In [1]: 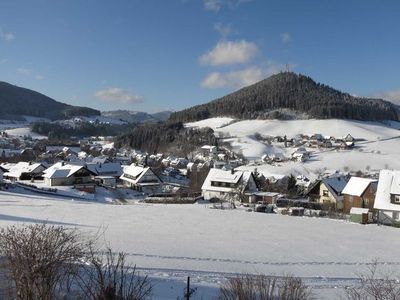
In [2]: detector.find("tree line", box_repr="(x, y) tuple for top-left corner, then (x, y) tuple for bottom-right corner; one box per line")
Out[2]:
(170, 72), (399, 123)
(114, 121), (217, 155)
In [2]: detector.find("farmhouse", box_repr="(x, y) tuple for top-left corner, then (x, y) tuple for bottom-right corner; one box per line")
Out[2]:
(201, 168), (258, 203)
(342, 177), (378, 214)
(374, 170), (400, 225)
(43, 162), (96, 186)
(306, 175), (348, 208)
(120, 164), (163, 195)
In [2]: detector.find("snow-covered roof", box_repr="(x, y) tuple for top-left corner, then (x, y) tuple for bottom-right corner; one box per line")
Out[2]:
(321, 176), (349, 200)
(201, 168), (254, 193)
(201, 145), (216, 150)
(4, 162), (45, 178)
(374, 170), (400, 212)
(120, 164), (161, 185)
(86, 162), (122, 176)
(342, 177), (377, 197)
(43, 162), (89, 179)
(350, 207), (369, 215)
(122, 164), (148, 179)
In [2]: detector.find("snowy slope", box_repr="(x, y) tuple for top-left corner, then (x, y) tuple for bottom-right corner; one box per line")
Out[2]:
(187, 118), (400, 177)
(0, 192), (400, 299)
(5, 127), (47, 140)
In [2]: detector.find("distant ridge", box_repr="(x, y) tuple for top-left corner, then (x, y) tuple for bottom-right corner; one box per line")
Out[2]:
(0, 81), (99, 120)
(169, 72), (399, 123)
(102, 110), (172, 123)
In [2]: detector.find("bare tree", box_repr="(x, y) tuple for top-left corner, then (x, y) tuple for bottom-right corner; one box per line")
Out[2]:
(345, 261), (400, 300)
(218, 273), (311, 300)
(0, 224), (86, 300)
(76, 246), (152, 300)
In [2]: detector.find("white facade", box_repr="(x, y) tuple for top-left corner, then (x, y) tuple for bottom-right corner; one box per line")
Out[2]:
(201, 168), (258, 202)
(374, 170), (400, 224)
(120, 164), (163, 195)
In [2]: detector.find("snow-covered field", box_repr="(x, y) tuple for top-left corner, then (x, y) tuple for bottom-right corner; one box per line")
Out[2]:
(1, 191), (400, 299)
(187, 118), (400, 179)
(5, 127), (47, 139)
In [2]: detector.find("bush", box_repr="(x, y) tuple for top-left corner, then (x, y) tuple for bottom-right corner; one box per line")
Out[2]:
(0, 224), (152, 300)
(218, 273), (311, 300)
(76, 247), (152, 300)
(345, 262), (400, 300)
(0, 224), (86, 300)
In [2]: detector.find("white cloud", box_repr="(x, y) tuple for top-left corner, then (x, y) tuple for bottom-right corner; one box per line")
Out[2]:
(373, 89), (400, 105)
(35, 75), (44, 80)
(200, 40), (258, 66)
(281, 32), (291, 43)
(214, 23), (234, 39)
(16, 68), (32, 75)
(94, 88), (143, 104)
(201, 65), (282, 89)
(0, 58), (8, 64)
(204, 0), (223, 12)
(0, 27), (15, 41)
(203, 0), (253, 12)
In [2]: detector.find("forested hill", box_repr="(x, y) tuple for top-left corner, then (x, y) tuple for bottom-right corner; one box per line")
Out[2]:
(169, 72), (399, 123)
(0, 81), (100, 120)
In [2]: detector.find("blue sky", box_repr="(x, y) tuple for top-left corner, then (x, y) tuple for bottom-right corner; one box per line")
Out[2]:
(0, 0), (400, 112)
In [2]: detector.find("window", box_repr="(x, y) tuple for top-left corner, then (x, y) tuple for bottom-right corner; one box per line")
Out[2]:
(391, 194), (400, 204)
(323, 190), (329, 197)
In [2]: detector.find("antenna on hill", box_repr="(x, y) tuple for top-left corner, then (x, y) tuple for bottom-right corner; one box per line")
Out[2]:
(285, 63), (290, 72)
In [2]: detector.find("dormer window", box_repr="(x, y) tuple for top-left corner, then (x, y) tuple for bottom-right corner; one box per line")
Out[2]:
(390, 194), (400, 205)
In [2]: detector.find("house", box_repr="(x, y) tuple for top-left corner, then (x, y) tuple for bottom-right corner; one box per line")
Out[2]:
(253, 192), (280, 204)
(291, 147), (310, 162)
(201, 145), (217, 156)
(43, 162), (96, 186)
(3, 162), (47, 181)
(342, 177), (378, 214)
(306, 175), (349, 208)
(340, 141), (355, 149)
(342, 134), (355, 142)
(201, 168), (258, 203)
(120, 164), (163, 195)
(374, 170), (400, 225)
(86, 162), (123, 178)
(85, 162), (122, 188)
(261, 152), (285, 163)
(94, 176), (117, 187)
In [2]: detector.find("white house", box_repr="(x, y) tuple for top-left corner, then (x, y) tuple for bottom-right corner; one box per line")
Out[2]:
(201, 145), (217, 156)
(374, 170), (400, 225)
(43, 162), (96, 186)
(201, 168), (258, 202)
(120, 164), (163, 195)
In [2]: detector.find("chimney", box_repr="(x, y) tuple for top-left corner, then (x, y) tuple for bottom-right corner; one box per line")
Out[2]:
(231, 168), (235, 175)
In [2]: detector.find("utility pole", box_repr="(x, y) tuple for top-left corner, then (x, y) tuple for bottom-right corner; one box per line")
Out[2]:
(186, 276), (190, 300)
(184, 276), (196, 300)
